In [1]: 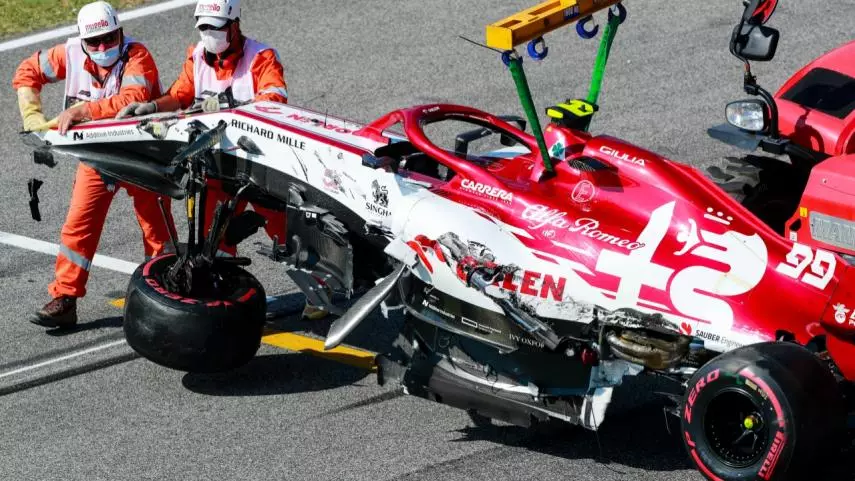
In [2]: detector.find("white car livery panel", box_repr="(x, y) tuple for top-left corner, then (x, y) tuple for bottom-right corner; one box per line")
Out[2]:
(383, 192), (772, 354)
(39, 102), (427, 234)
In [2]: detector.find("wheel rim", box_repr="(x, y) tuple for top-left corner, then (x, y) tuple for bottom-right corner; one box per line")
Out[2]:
(703, 388), (770, 468)
(160, 257), (245, 300)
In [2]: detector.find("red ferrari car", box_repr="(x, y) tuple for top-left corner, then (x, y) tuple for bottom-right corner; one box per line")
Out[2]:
(711, 0), (855, 264)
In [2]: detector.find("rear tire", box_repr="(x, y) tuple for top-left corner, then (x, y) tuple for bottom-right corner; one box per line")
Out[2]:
(680, 342), (845, 481)
(706, 155), (808, 235)
(123, 254), (267, 373)
(741, 176), (803, 236)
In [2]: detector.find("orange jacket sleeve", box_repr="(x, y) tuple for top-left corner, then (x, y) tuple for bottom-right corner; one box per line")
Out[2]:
(12, 43), (67, 90)
(85, 43), (162, 120)
(251, 49), (288, 103)
(166, 44), (198, 109)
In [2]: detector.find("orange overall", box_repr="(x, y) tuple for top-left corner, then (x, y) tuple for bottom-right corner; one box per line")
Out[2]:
(167, 35), (288, 256)
(13, 39), (177, 298)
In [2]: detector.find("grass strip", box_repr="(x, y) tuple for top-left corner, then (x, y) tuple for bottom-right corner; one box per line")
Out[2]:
(0, 0), (156, 39)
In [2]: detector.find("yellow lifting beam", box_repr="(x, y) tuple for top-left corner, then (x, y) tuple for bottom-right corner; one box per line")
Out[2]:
(485, 0), (623, 50)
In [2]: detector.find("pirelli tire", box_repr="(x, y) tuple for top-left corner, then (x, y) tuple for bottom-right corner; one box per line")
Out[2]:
(680, 341), (846, 481)
(123, 254), (267, 373)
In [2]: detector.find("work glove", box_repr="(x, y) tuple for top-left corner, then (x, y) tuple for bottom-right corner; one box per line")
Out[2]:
(200, 96), (221, 113)
(27, 118), (57, 132)
(17, 87), (49, 131)
(116, 101), (157, 119)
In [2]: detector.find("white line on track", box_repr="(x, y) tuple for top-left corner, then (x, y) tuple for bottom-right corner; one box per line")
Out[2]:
(0, 230), (138, 275)
(0, 339), (127, 380)
(0, 0), (197, 53)
(0, 231), (139, 384)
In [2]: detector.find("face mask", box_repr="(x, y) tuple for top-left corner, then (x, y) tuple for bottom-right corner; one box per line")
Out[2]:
(88, 45), (121, 67)
(200, 29), (229, 54)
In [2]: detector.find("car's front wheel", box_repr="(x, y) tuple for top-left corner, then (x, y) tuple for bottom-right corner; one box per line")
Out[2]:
(123, 254), (267, 373)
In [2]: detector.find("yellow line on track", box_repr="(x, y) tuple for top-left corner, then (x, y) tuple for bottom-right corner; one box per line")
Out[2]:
(108, 298), (377, 371)
(261, 329), (377, 372)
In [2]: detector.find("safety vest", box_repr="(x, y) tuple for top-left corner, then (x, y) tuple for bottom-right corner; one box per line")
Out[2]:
(191, 37), (271, 103)
(62, 35), (157, 110)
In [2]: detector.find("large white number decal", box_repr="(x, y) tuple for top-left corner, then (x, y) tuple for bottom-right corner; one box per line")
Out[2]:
(803, 249), (836, 289)
(670, 230), (768, 330)
(597, 201), (770, 330)
(776, 243), (813, 278)
(776, 243), (836, 289)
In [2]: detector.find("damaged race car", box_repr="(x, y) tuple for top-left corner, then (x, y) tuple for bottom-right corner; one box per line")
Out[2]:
(19, 1), (854, 480)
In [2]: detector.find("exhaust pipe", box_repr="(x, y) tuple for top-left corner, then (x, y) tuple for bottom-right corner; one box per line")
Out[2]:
(606, 330), (690, 370)
(324, 262), (406, 350)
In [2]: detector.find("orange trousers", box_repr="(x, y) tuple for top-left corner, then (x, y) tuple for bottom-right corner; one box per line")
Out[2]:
(202, 178), (286, 257)
(49, 163), (177, 298)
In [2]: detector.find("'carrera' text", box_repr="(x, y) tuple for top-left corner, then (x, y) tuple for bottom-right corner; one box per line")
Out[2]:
(460, 179), (513, 203)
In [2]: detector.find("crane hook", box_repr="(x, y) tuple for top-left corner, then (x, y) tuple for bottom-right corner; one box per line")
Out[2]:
(608, 3), (627, 24)
(501, 49), (519, 67)
(526, 37), (548, 61)
(576, 15), (599, 39)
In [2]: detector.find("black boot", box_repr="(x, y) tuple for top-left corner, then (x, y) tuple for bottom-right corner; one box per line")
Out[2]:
(31, 296), (78, 328)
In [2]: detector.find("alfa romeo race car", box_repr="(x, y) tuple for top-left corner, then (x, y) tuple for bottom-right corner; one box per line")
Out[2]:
(19, 1), (855, 480)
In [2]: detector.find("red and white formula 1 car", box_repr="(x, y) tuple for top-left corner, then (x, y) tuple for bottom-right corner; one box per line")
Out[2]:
(19, 1), (854, 480)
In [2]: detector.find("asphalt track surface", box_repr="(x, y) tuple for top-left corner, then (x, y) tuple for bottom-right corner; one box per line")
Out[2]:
(1, 1), (854, 480)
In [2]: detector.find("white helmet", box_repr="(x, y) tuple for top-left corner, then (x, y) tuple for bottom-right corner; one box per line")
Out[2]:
(194, 0), (240, 29)
(77, 1), (121, 39)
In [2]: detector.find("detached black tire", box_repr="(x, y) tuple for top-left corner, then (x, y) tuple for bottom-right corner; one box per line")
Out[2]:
(123, 254), (266, 373)
(681, 342), (846, 481)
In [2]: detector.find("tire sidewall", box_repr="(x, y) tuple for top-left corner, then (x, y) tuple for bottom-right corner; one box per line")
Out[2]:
(134, 254), (263, 311)
(682, 357), (796, 481)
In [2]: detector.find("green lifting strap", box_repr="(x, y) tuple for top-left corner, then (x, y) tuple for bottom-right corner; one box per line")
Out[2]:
(506, 52), (554, 174)
(585, 11), (622, 128)
(503, 6), (624, 172)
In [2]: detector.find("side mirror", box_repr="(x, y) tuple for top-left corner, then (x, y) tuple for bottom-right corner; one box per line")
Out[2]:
(499, 115), (527, 146)
(454, 126), (492, 157)
(361, 153), (398, 172)
(454, 115), (528, 156)
(730, 23), (779, 61)
(500, 115), (527, 132)
(499, 135), (517, 147)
